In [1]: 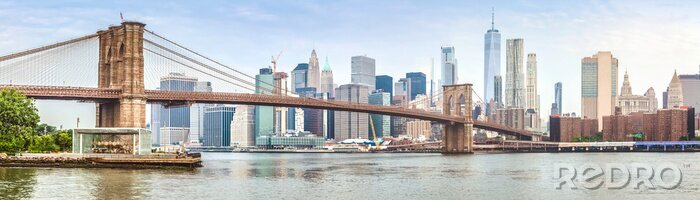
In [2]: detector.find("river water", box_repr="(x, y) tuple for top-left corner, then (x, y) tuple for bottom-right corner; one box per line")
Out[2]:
(0, 152), (698, 199)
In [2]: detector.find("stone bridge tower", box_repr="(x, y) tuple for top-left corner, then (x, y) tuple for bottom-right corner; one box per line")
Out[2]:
(95, 21), (147, 128)
(442, 84), (474, 153)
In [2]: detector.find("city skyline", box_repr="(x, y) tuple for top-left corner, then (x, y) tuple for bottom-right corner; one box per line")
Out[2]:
(2, 0), (700, 128)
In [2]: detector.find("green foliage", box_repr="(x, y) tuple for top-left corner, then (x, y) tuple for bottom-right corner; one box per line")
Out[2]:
(28, 128), (72, 153)
(35, 123), (56, 135)
(572, 132), (604, 142)
(28, 135), (59, 153)
(679, 135), (700, 141)
(52, 130), (72, 151)
(0, 89), (39, 153)
(633, 133), (644, 141)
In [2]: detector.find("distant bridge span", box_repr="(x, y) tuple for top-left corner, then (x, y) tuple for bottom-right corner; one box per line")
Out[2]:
(0, 84), (533, 140)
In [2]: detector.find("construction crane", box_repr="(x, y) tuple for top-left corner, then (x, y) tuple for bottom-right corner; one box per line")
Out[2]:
(271, 51), (282, 73)
(369, 115), (380, 151)
(270, 51), (282, 135)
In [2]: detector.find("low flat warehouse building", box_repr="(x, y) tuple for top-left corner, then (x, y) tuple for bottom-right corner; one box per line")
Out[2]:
(256, 136), (325, 149)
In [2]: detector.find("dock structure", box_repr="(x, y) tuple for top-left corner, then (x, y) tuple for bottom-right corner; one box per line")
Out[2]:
(474, 141), (700, 152)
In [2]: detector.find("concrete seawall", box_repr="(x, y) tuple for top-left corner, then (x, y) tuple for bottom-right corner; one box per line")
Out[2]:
(0, 153), (202, 169)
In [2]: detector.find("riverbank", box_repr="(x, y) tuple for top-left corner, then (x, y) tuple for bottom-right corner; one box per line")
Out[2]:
(0, 153), (202, 169)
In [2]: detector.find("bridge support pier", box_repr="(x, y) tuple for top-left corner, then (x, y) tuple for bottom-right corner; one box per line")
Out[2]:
(441, 84), (473, 154)
(95, 21), (147, 128)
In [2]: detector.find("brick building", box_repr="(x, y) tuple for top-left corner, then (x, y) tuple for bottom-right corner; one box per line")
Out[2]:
(603, 107), (690, 141)
(695, 116), (700, 132)
(549, 114), (598, 142)
(494, 107), (525, 130)
(602, 107), (633, 141)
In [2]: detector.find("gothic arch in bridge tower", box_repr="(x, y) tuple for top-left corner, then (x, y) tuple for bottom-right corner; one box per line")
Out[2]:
(441, 84), (474, 154)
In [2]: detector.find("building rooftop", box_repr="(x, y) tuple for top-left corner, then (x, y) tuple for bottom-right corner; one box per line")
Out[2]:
(294, 63), (309, 71)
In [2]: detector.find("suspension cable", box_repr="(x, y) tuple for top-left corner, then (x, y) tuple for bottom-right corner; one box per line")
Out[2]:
(0, 34), (98, 62)
(143, 29), (294, 96)
(144, 47), (257, 92)
(143, 39), (264, 92)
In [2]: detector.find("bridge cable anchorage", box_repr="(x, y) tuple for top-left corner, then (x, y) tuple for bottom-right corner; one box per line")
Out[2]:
(0, 34), (98, 62)
(143, 30), (298, 97)
(143, 48), (257, 92)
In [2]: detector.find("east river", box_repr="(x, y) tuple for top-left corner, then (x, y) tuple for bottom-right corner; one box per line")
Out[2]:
(1, 152), (699, 199)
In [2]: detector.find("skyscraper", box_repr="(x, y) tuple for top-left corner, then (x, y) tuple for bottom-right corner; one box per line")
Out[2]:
(334, 84), (369, 140)
(151, 72), (197, 146)
(319, 93), (335, 139)
(291, 63), (308, 92)
(189, 81), (212, 144)
(484, 9), (501, 114)
(667, 70), (684, 108)
(550, 103), (559, 116)
(525, 53), (539, 130)
(441, 46), (457, 86)
(320, 56), (335, 97)
(554, 82), (562, 115)
(231, 105), (255, 147)
(494, 75), (502, 108)
(581, 51), (618, 130)
(297, 87), (323, 136)
(394, 78), (411, 103)
(679, 66), (700, 114)
(375, 75), (393, 96)
(526, 54), (538, 111)
(663, 89), (669, 109)
(351, 55), (376, 91)
(159, 73), (197, 127)
(273, 72), (289, 135)
(406, 72), (426, 101)
(255, 67), (275, 139)
(369, 91), (391, 139)
(307, 49), (320, 89)
(202, 105), (235, 147)
(505, 39), (525, 108)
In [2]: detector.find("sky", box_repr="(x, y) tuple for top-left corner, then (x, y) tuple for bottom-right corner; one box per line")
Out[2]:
(1, 0), (700, 129)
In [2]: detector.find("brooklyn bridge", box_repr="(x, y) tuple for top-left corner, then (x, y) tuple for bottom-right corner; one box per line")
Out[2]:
(0, 21), (533, 153)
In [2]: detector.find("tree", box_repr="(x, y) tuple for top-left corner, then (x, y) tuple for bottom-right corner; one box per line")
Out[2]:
(28, 135), (59, 153)
(35, 123), (56, 135)
(0, 89), (40, 153)
(53, 130), (72, 151)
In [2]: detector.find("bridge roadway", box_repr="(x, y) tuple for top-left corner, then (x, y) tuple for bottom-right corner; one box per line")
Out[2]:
(1, 84), (533, 138)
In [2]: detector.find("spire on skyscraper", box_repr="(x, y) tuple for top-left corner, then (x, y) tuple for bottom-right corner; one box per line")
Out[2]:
(323, 56), (331, 71)
(621, 70), (632, 96)
(307, 49), (320, 89)
(491, 7), (495, 30)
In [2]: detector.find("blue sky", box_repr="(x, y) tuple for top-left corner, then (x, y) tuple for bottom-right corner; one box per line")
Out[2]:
(2, 0), (700, 128)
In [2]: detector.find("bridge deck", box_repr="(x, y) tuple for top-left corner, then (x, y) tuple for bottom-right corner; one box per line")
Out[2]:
(0, 84), (534, 138)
